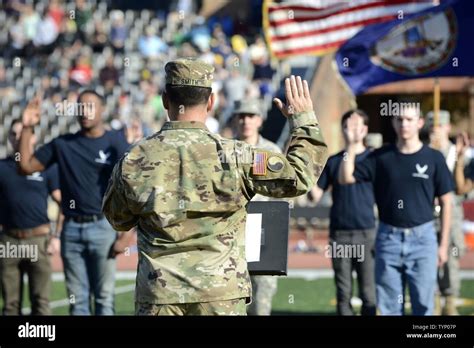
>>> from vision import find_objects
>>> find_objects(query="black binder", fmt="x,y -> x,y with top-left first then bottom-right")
246,201 -> 290,276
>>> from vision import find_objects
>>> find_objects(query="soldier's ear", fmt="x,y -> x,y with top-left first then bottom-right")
162,91 -> 169,110
207,93 -> 215,113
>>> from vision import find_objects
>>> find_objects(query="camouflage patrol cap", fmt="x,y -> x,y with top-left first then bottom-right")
233,99 -> 263,118
165,58 -> 214,88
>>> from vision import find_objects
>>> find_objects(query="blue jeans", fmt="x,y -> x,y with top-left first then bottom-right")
61,218 -> 117,315
375,221 -> 437,315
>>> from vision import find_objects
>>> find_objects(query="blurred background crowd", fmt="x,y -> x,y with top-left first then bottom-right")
0,0 -> 281,156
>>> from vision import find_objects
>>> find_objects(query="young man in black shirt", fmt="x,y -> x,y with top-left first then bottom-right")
0,119 -> 61,315
312,109 -> 376,316
18,91 -> 133,315
339,104 -> 453,315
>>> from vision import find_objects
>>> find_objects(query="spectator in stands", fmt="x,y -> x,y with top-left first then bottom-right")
22,4 -> 40,43
91,20 -> 108,53
33,10 -> 59,56
74,0 -> 92,43
4,0 -> 25,16
138,26 -> 168,58
211,25 -> 233,62
117,91 -> 132,123
174,0 -> 197,17
0,65 -> 16,101
39,75 -> 54,99
311,110 -> 377,316
109,11 -> 127,53
69,55 -> 93,86
251,41 -> 275,97
99,55 -> 119,96
139,80 -> 166,132
47,0 -> 65,32
58,14 -> 78,47
221,61 -> 250,127
7,13 -> 26,60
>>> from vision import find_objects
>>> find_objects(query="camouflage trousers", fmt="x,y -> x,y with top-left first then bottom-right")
135,298 -> 247,316
247,276 -> 278,315
438,244 -> 462,297
438,227 -> 465,297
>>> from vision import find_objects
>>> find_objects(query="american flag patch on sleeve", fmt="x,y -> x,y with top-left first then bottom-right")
253,151 -> 267,176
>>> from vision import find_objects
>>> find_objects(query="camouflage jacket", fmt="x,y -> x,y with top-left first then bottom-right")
102,111 -> 327,304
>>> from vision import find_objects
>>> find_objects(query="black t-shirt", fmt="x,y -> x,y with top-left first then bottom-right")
34,130 -> 129,217
354,144 -> 454,228
0,157 -> 59,229
318,149 -> 376,230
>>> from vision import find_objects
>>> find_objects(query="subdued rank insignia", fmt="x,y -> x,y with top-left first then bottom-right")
267,156 -> 284,172
253,151 -> 267,176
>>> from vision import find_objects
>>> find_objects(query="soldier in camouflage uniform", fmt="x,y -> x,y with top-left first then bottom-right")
428,110 -> 466,315
232,98 -> 281,316
102,58 -> 328,315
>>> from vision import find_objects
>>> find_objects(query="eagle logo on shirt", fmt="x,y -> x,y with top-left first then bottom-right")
95,150 -> 111,164
412,163 -> 429,179
26,172 -> 44,181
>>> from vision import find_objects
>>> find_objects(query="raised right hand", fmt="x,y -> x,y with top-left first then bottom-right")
455,131 -> 469,157
273,75 -> 313,118
22,96 -> 42,127
343,113 -> 366,145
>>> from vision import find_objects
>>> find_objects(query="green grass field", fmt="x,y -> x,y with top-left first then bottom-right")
2,277 -> 474,315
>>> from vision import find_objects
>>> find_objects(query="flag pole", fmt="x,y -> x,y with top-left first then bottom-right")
433,78 -> 440,128
432,78 -> 441,149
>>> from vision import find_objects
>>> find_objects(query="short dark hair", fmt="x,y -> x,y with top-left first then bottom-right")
10,118 -> 22,131
77,89 -> 105,104
165,84 -> 212,107
341,109 -> 369,127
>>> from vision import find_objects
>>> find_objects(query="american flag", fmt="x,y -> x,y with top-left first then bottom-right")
263,0 -> 437,58
253,152 -> 268,176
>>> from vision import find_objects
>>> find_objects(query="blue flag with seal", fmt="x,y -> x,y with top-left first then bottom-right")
335,0 -> 474,95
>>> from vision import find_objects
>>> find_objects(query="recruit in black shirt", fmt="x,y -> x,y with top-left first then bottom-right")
318,149 -> 376,230
353,144 -> 454,228
0,158 -> 59,229
34,130 -> 129,218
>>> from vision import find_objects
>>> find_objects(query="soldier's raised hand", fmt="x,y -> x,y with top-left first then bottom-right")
455,131 -> 469,157
273,75 -> 313,118
22,96 -> 42,127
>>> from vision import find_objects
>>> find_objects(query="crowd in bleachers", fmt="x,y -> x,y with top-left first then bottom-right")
0,0 -> 281,157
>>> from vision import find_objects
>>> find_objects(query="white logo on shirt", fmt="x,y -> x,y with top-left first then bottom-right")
412,163 -> 429,179
26,172 -> 44,182
95,150 -> 111,164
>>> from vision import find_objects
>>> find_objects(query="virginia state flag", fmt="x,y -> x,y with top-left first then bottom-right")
335,0 -> 474,95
